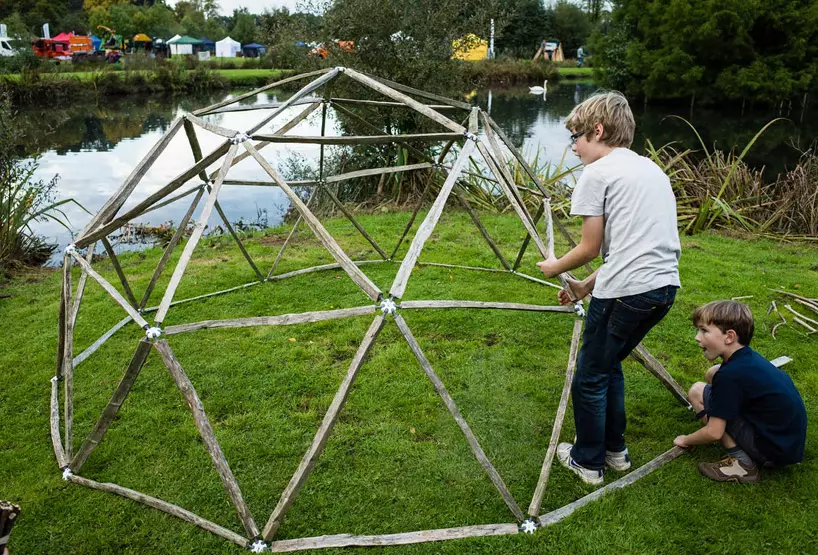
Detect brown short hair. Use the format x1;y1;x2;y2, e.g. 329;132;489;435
692;301;755;346
564;90;635;148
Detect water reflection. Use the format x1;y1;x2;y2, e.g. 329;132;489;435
19;81;814;262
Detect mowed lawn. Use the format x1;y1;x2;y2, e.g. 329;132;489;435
0;210;816;554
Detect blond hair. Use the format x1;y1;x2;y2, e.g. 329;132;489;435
564;91;635;148
692;300;755;346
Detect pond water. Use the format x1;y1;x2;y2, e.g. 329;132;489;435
19;80;816;262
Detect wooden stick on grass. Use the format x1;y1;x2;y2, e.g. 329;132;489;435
528;318;583;516
263;315;386;541
394;314;525;522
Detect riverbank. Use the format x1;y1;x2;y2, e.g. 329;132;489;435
0;210;816;553
0;64;589;105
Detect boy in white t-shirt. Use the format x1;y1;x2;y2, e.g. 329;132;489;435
537;91;681;485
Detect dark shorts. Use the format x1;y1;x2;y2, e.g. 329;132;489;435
703;384;774;467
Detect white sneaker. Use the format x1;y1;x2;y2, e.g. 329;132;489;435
557;442;603;485
605;448;632;471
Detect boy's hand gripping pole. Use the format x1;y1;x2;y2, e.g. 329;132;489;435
543;199;585;317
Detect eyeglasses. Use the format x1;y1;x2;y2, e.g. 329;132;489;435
569;131;585;145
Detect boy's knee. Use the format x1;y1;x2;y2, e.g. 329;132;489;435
688;381;706;404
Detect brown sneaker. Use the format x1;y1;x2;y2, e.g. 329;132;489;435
698;457;760;483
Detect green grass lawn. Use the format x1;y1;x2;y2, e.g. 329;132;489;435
558;67;594;79
0;211;816;554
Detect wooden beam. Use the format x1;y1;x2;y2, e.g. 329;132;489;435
207;96;322;114
100;238;139;309
67;474;249;547
250;133;463;146
365;73;473;110
454;187;511;270
154;340;259;538
319;183;389;259
528;318;582;516
62;255;75;460
262;315;385;540
394;314;525;521
73;315;133;367
76;141;231;248
325;163;434;184
77;118;183;240
266;523;518;552
330;97;458;110
70;244;96;328
243;142;382;302
70;340;152;472
343;68;466;134
194;68;333;116
399;300;573;313
138;187;205;310
389;140;476;299
212;196;266;281
164;306;377;335
512;201;544;271
267;188;316;279
538;447;685;525
154;143;240;325
630;344;691;409
50;375;67;468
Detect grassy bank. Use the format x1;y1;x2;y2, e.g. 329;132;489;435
0;210;816;553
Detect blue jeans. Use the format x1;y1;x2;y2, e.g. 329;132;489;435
570;285;677;470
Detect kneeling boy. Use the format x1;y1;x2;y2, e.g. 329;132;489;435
674;301;807;483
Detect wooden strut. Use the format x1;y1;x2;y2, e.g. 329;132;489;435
193;68;333;116
262;315;386;541
267;260;387;282
390;140;476;300
528;318;583;516
250;133;464;146
212;191;266;281
138;183;203;218
62;254;75;460
365;72;473;111
221;180;318;187
76;141;231;249
630;344;691;409
417;262;506;273
454;186;511;270
394;314;525;522
319;182;390;259
207;96;322;114
483;112;591;273
329;97;459;110
70;245;96;328
138;187;206;310
154;143;240;325
50;373;68;468
154;340;259;538
479;113;532;221
70;340;152;472
328;100;434;165
227;101;323;173
475;140;547;259
538;447;686;525
399;300;573;313
100;238;139;308
343;68;466;134
325;162;434;184
77;117;184;241
243;141;382;302
163;305;377;336
73;315;132;367
512;201;544;271
267;189;316;279
67;474;248;548
266;523;519;552
511;271;564;291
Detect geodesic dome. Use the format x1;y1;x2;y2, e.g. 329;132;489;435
50;67;691;552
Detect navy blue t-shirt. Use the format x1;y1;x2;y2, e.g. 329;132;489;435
708;346;807;465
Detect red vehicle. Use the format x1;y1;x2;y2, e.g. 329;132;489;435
32;38;71;61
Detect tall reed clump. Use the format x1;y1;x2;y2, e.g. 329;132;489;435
647;117;818;239
0;93;83;273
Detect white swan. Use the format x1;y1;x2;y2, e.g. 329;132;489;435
529;80;547;99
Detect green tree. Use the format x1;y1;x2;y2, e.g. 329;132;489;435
594;0;818;104
496;0;552;58
230;8;256;45
552;0;592;58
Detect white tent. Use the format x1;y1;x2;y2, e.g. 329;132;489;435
170;43;193;55
216;36;241;58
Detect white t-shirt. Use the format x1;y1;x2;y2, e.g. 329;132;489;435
570;148;681;299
